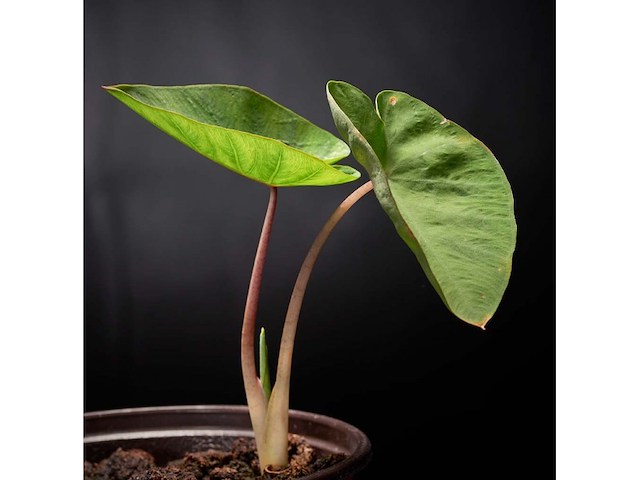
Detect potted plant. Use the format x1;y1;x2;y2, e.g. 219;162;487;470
85;80;516;479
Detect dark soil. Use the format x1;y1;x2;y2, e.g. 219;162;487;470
84;435;345;480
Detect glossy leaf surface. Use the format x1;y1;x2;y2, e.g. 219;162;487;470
327;81;516;327
104;84;360;187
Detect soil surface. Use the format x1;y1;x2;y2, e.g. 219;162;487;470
84;435;345;480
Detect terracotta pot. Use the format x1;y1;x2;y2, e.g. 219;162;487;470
84;405;372;479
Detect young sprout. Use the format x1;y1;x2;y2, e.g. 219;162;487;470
259;328;271;402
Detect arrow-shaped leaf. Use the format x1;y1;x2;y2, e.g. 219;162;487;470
104;84;360;187
327;80;516;327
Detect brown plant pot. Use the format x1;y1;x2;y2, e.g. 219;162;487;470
84;405;372;479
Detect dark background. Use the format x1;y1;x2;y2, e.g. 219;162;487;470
85;0;554;477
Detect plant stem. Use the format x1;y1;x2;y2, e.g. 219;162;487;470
241;185;277;466
262;180;374;468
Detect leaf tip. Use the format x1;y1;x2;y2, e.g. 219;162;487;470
458;311;493;329
101;85;122;95
478;314;493;330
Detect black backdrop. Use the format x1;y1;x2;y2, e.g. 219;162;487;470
85;1;555;477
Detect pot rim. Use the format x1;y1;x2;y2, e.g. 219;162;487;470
84;404;372;480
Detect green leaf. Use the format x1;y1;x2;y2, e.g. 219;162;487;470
103;84;360;187
327;81;516;327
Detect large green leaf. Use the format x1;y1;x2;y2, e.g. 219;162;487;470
327;81;516;327
104;84;360;187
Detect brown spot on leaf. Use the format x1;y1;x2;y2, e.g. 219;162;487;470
389;96;397;106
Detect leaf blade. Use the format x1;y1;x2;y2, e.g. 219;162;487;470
104;84;360;187
328;81;516;327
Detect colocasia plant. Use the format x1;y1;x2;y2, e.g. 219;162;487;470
104;80;516;473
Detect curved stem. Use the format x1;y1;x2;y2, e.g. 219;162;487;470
241;186;277;464
262;180;373;468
